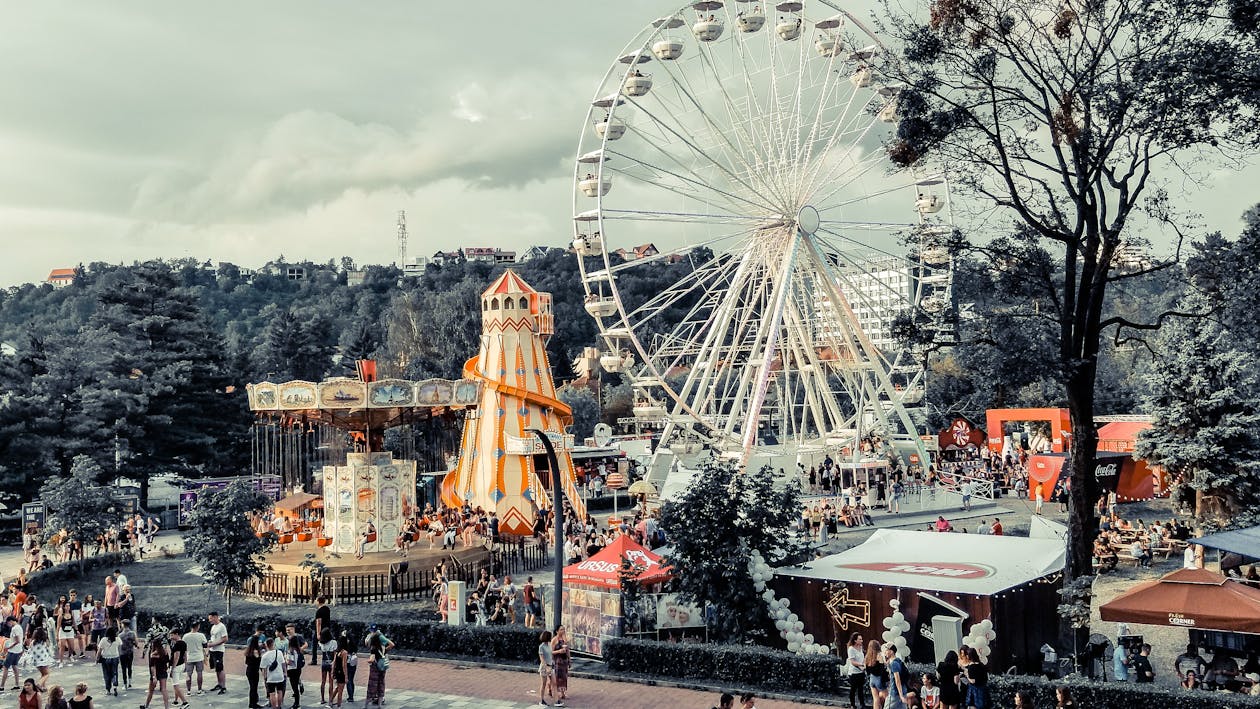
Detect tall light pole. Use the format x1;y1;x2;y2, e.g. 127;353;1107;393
529;428;566;632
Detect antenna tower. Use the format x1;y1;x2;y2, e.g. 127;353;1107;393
397;210;407;268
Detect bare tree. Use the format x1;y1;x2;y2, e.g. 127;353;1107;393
881;0;1260;649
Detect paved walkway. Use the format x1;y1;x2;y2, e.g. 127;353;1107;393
2;648;827;709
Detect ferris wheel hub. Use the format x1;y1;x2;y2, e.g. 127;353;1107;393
796;205;820;235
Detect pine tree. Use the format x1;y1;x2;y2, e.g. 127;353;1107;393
1136;294;1260;528
88;262;246;503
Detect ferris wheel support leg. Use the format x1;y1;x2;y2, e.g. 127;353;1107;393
739;231;803;467
802;240;932;471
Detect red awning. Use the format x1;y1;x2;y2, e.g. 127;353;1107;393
562;534;673;590
1099;568;1260;634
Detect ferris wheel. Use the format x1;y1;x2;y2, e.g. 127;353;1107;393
571;0;957;465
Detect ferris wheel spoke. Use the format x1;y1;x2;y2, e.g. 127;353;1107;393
624;98;777;212
690;35;793;210
801;107;882;204
640;55;786;209
807;142;896;207
605;147;777;215
601;161;764;217
623;248;741;325
603;229;746;276
597;208;770;227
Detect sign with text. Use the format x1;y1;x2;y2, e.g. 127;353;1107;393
22;501;46;531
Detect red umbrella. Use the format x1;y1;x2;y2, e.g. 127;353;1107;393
1099;568;1260;633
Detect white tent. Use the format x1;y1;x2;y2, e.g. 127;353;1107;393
778;529;1065;596
1029;515;1069;543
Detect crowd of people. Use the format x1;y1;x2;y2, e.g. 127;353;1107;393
21;514;163;574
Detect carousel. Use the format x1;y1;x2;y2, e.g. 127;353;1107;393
245;368;487;573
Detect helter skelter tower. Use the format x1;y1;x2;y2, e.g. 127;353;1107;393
442;270;586;535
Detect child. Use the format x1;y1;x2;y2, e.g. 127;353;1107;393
921;673;940;708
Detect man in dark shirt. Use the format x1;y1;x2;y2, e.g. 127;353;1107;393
312;597;331;664
1132;643;1156;683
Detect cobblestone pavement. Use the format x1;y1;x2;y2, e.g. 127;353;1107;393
1;649;824;709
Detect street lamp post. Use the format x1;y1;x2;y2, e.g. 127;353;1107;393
528;428;566;632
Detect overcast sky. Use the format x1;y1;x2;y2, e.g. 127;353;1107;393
1;2;1254;287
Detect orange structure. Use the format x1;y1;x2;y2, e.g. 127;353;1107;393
984;408;1072;455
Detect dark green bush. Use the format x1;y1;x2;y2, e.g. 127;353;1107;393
604;639;1260;706
142;611;541;663
26;552;130;593
604;638;845;693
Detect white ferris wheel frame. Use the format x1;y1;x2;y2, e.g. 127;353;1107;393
571;0;956;468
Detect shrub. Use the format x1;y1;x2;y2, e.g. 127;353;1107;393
26;553;130;593
141;611;542;663
604;639;1260;707
604;638;845;693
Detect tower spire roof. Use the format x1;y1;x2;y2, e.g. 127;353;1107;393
483;269;536;296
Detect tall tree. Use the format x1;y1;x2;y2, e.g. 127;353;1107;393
89;262;246;503
659;460;808;642
883;0;1260;646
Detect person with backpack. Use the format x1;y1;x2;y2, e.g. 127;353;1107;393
260;636;287;709
364;626;395;708
885;645;911;709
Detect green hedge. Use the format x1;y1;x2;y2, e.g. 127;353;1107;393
142;611;542;663
988;675;1260;708
603;639;1260;707
603;638;846;694
25;552;131;593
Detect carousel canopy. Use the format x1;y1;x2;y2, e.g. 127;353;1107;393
563;535;673;590
776;529;1065;596
274;491;321;512
1099;567;1260;633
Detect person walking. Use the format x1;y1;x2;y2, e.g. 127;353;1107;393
141;638;173;709
206;611;228;695
27;626;53;690
312;597;331;666
96;627;121;697
245;629;264;709
523;578;538;629
118;623;137;690
329;635;349;709
182;621;207;695
284;624;307;709
551;626;571;706
318;628;337;706
2;615;25;691
537;630;555;707
364;627;394;708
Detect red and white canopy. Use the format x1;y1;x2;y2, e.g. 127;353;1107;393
563;535;673;590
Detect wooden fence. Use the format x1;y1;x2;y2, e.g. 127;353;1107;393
244;538;550;605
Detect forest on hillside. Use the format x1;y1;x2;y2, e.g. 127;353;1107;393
1;210;1257;507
